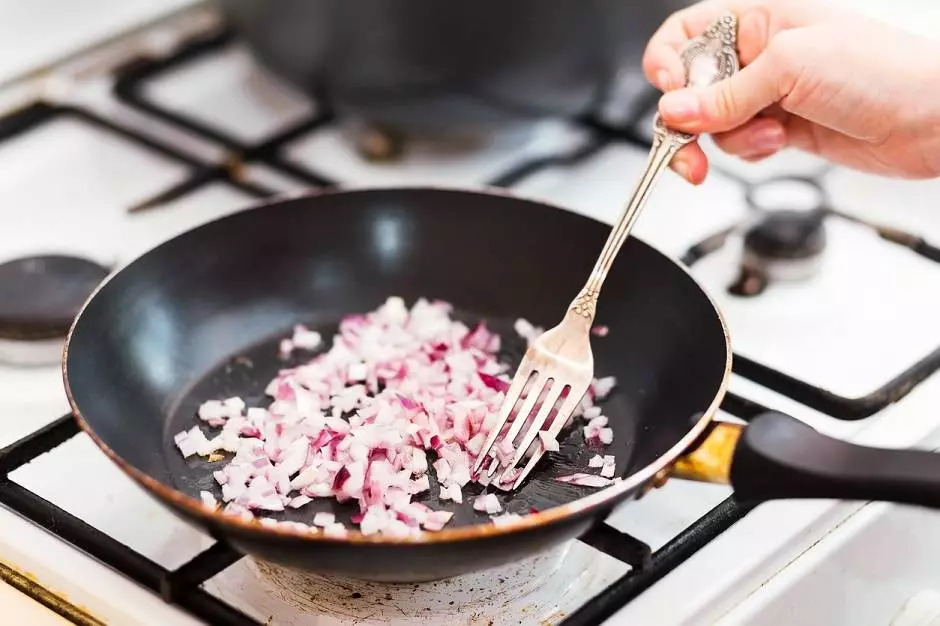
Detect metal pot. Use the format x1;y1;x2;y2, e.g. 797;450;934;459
215;0;690;148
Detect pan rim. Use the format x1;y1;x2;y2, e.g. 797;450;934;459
62;184;732;546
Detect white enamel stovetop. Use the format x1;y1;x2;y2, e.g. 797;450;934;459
0;1;939;625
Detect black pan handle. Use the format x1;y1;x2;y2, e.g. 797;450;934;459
730;411;940;508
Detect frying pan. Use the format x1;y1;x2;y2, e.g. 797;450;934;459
64;187;940;582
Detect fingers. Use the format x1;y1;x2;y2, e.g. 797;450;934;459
711;117;787;159
670;143;709;185
669;117;787;184
657;47;789;134
642;0;731;90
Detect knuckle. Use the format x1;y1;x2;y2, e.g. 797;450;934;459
713;84;740;119
765;29;801;70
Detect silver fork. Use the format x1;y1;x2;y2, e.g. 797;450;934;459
473;13;742;490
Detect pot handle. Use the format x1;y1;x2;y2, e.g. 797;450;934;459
730;412;940;508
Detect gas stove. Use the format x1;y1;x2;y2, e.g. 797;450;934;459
2;2;940;625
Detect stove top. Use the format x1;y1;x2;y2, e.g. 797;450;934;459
1;5;940;626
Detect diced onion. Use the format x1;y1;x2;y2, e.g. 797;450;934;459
175;297;617;536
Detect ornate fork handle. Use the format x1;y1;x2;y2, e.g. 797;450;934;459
571;13;741;320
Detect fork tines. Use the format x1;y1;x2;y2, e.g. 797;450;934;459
472;356;586;491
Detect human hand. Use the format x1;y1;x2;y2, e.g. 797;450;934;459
642;0;940;184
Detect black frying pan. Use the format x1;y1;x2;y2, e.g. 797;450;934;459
64;188;940;582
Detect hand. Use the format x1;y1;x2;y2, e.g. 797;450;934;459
642;0;940;184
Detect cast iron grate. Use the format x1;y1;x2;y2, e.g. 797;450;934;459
113;29;336;196
0;390;762;626
0;101;276;212
111;28;657;193
678;173;940;421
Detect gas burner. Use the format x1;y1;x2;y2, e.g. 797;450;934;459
729;209;828;297
744;175;828;216
342;119;544;163
728;176;831;297
349;124;405;162
0;255;110;366
205;541;624;625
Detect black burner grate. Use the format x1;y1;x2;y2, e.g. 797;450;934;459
678;174;940;422
0;101;275;213
0;390;760;626
113;29;335;195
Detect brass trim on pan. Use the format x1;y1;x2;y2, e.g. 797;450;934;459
671;421;743;484
63;184;734;545
0;561;105;626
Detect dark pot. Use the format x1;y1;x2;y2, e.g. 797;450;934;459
215;0;691;148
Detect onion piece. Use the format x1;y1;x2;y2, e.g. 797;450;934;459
491;512;522;527
423;510;454;531
292;325;323;350
473;493;502;514
555;473;615;488
289;495;313;509
439;483;463;504
538;431;559;453
199;491;218;509
323;523;348;538
313;512;335;527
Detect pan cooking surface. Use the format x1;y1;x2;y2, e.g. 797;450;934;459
163;308;640;529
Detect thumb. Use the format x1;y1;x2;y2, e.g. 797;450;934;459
657;52;784;134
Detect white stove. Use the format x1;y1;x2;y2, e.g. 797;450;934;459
1;1;940;625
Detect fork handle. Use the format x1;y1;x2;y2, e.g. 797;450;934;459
570;128;686;321
569;12;741;322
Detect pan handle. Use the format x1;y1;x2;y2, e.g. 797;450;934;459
674;412;940;509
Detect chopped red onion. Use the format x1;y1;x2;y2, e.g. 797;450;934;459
323;523;348;538
582;406;603;420
491;512;522;527
439;483;463;504
538;431;559;453
473;493;502;514
292;325;323;350
478;372;510;393
592;377;617;400
175;297;616;536
313;512;335;527
555;473;616;488
289;495;313;509
199;491;217;509
423;510;454;531
591;325;609;337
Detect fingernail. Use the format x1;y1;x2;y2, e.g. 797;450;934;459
660;90;700;120
751;126;785;153
673;160;692;181
656;70;671;91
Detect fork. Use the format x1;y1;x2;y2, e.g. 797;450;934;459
472;13;742;490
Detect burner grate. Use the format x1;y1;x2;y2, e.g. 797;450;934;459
561;497;752;626
0;417;257;624
113;30;335;192
0;390;765;626
112;29;655;192
680;182;940;421
0;101;275;213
